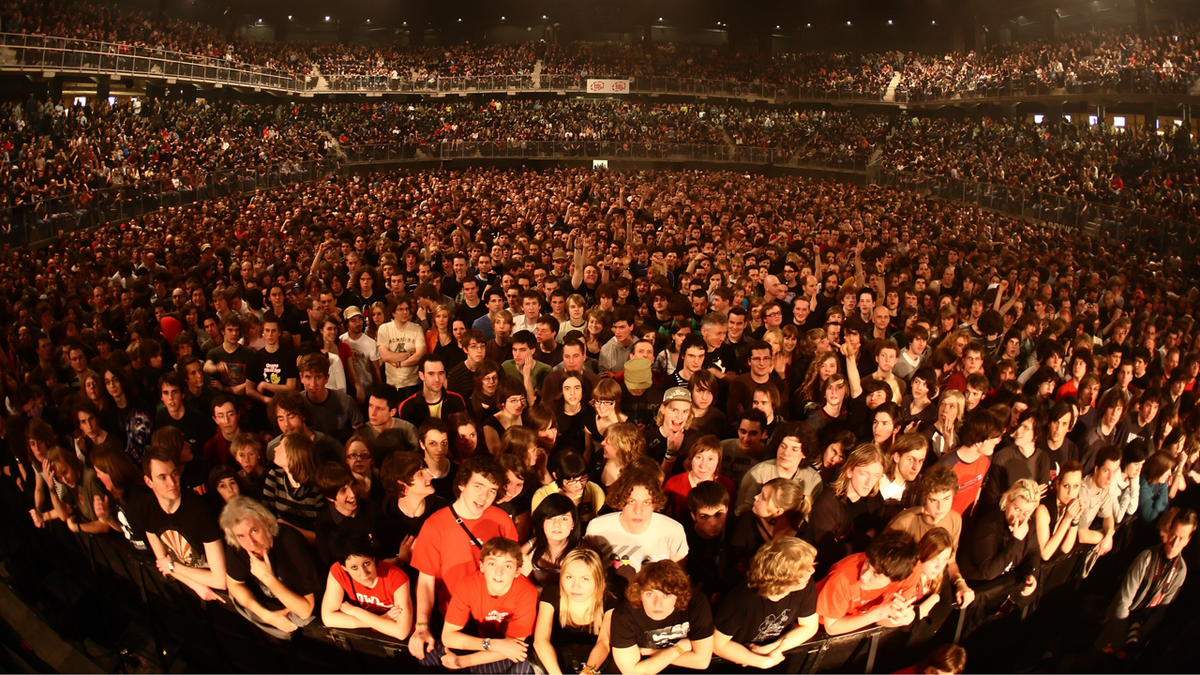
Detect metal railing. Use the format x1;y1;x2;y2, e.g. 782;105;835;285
0;33;309;92
0;160;340;247
878;169;1200;258
320;72;890;103
342;141;873;171
899;68;1200;104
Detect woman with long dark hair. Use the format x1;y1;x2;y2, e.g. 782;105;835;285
521;493;582;589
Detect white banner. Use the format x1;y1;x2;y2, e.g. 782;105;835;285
586;78;631;94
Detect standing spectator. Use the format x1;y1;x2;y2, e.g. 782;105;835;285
585;469;688;583
377;296;427;399
610;560;714;673
220;496;321;639
408;456;517;662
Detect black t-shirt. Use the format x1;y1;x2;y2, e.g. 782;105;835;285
154;406;214;450
206;344;254;387
713;580;817;646
455;299;488;329
372;494;448;580
265;306;306;336
225;524;321;610
133;491;222;569
116;483;151;550
611;594;714;650
539;584;619;647
1040;438;1079;482
246;346;299;387
315;500;378;568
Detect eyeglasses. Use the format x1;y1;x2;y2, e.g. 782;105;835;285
765;311;782;318
591;400;616;407
481;374;499;383
346;453;371;461
563;475;588;486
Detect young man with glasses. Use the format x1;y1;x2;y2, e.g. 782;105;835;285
377;296;427;400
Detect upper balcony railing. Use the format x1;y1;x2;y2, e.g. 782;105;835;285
899;69;1200;104
0;32;309;92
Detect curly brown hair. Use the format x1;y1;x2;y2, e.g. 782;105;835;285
604;467;667;511
625;560;693;608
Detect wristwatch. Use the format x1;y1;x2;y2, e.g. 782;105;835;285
482;638;491;652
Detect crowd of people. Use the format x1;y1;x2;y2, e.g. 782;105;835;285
5;0;1198;101
898;22;1200;102
1;159;1198;672
881;115;1200;225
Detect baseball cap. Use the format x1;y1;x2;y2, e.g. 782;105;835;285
552;249;569;261
343;306;363;320
663;386;692;404
624;358;653;390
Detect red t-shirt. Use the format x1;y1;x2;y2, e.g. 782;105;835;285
937;451;990;517
815;553;921;625
329;560;409;615
663;473;736;519
410;505;518;614
445;570;538;639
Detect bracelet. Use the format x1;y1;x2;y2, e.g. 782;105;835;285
673;643;686;656
1070;518;1081;526
415;621;429;628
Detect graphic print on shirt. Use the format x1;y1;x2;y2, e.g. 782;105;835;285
752;609;792;643
646;621;690;649
160;529;209;568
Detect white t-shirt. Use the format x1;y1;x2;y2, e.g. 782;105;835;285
340;332;380;390
584;512;688;581
376;320;424;388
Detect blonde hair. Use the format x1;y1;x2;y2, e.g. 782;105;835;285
759;477;813;525
604;422;645;467
557;549;608;634
747;537;817;597
999;478;1040;510
831;443;888;498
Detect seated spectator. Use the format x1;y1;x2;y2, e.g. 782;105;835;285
220;496;320;639
584;468;688;584
531;451;606;525
815;529;920;636
610;560;714;673
959;480;1041;604
663;434;736;519
713;537;820;669
319;532;413;641
1034;461;1083;561
1097;507;1195;657
436;537;539;673
136;444;227;601
521;494;581;590
532;548;616;675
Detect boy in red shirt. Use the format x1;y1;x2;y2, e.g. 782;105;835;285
935;410;1004;518
816;530;921;636
437;537;538;673
408;455;518;661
